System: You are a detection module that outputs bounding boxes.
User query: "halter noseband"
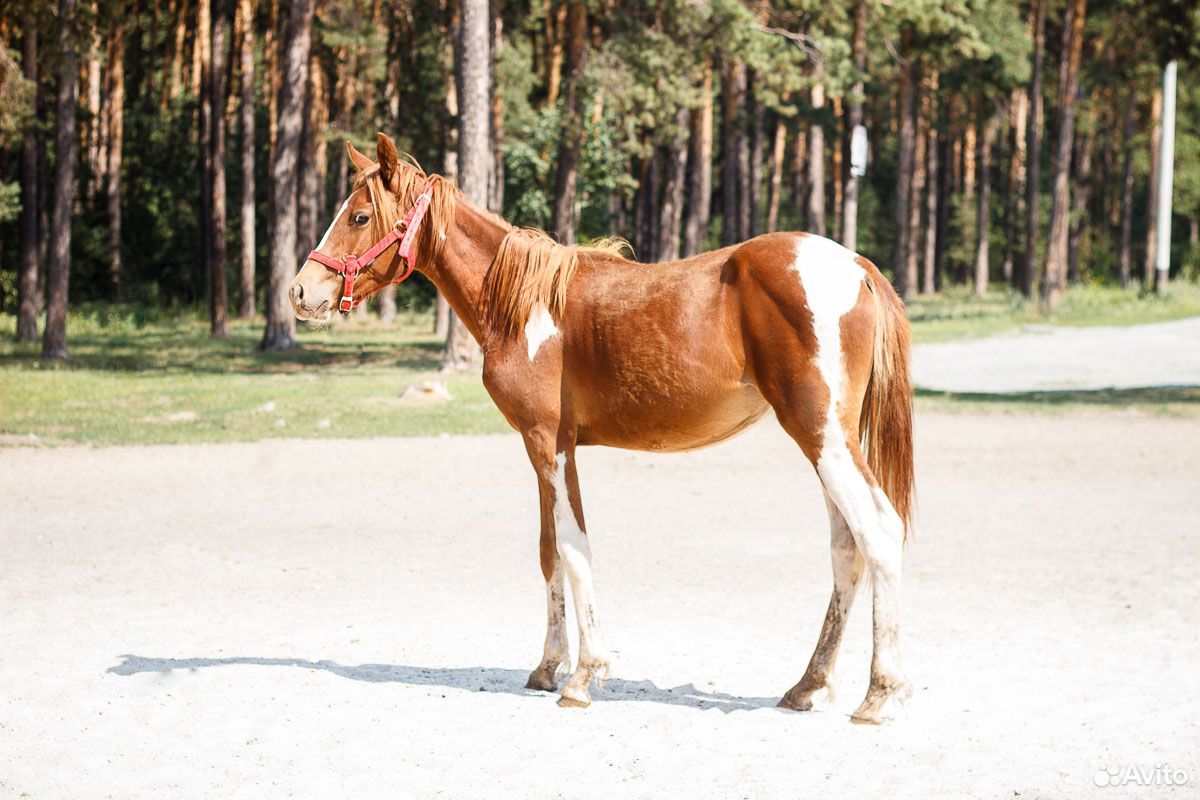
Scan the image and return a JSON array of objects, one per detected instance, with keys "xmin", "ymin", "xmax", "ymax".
[{"xmin": 306, "ymin": 181, "xmax": 434, "ymax": 313}]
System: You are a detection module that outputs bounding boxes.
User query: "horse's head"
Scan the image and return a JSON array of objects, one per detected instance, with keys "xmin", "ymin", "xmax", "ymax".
[{"xmin": 290, "ymin": 133, "xmax": 410, "ymax": 321}]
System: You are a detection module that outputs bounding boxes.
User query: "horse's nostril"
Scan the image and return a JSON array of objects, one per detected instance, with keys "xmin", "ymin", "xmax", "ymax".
[{"xmin": 292, "ymin": 284, "xmax": 304, "ymax": 303}]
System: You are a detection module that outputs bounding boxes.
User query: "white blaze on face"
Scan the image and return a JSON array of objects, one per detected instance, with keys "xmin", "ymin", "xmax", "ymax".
[
  {"xmin": 524, "ymin": 304, "xmax": 559, "ymax": 361},
  {"xmin": 315, "ymin": 197, "xmax": 351, "ymax": 252}
]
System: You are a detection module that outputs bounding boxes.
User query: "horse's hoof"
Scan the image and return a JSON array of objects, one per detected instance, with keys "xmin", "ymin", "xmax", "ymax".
[
  {"xmin": 525, "ymin": 666, "xmax": 560, "ymax": 692},
  {"xmin": 777, "ymin": 683, "xmax": 833, "ymax": 712},
  {"xmin": 850, "ymin": 680, "xmax": 911, "ymax": 725},
  {"xmin": 557, "ymin": 689, "xmax": 591, "ymax": 708}
]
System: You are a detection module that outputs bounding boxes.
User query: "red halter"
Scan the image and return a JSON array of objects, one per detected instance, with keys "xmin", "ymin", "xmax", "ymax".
[{"xmin": 306, "ymin": 182, "xmax": 434, "ymax": 313}]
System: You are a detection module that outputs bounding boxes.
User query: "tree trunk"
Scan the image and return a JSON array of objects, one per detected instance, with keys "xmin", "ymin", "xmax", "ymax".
[
  {"xmin": 1021, "ymin": 0, "xmax": 1046, "ymax": 297},
  {"xmin": 765, "ymin": 115, "xmax": 786, "ymax": 233},
  {"xmin": 1067, "ymin": 121, "xmax": 1095, "ymax": 284},
  {"xmin": 830, "ymin": 95, "xmax": 843, "ymax": 238},
  {"xmin": 934, "ymin": 96, "xmax": 953, "ymax": 291},
  {"xmin": 747, "ymin": 69, "xmax": 763, "ymax": 237},
  {"xmin": 265, "ymin": 0, "xmax": 281, "ymax": 160},
  {"xmin": 1117, "ymin": 87, "xmax": 1136, "ymax": 288},
  {"xmin": 549, "ymin": 1, "xmax": 586, "ymax": 243},
  {"xmin": 892, "ymin": 33, "xmax": 914, "ymax": 298},
  {"xmin": 209, "ymin": 0, "xmax": 230, "ymax": 336},
  {"xmin": 1143, "ymin": 86, "xmax": 1162, "ymax": 290},
  {"xmin": 197, "ymin": 0, "xmax": 215, "ymax": 309},
  {"xmin": 43, "ymin": 0, "xmax": 79, "ymax": 361},
  {"xmin": 961, "ymin": 120, "xmax": 976, "ymax": 286},
  {"xmin": 542, "ymin": 0, "xmax": 566, "ymax": 107},
  {"xmin": 633, "ymin": 144, "xmax": 659, "ymax": 261},
  {"xmin": 682, "ymin": 60, "xmax": 713, "ymax": 257},
  {"xmin": 1004, "ymin": 86, "xmax": 1028, "ymax": 285},
  {"xmin": 806, "ymin": 81, "xmax": 826, "ymax": 236},
  {"xmin": 1041, "ymin": 0, "xmax": 1086, "ymax": 310},
  {"xmin": 792, "ymin": 117, "xmax": 808, "ymax": 227},
  {"xmin": 658, "ymin": 108, "xmax": 688, "ymax": 261},
  {"xmin": 841, "ymin": 0, "xmax": 867, "ymax": 249},
  {"xmin": 922, "ymin": 107, "xmax": 939, "ymax": 295},
  {"xmin": 488, "ymin": 0, "xmax": 505, "ymax": 214},
  {"xmin": 442, "ymin": 0, "xmax": 489, "ymax": 371},
  {"xmin": 166, "ymin": 0, "xmax": 187, "ymax": 105},
  {"xmin": 720, "ymin": 55, "xmax": 745, "ymax": 246},
  {"xmin": 907, "ymin": 89, "xmax": 926, "ymax": 296},
  {"xmin": 974, "ymin": 111, "xmax": 999, "ymax": 296},
  {"xmin": 238, "ymin": 0, "xmax": 257, "ymax": 318},
  {"xmin": 16, "ymin": 23, "xmax": 40, "ymax": 342},
  {"xmin": 104, "ymin": 22, "xmax": 125, "ymax": 301},
  {"xmin": 86, "ymin": 33, "xmax": 103, "ymax": 201},
  {"xmin": 436, "ymin": 31, "xmax": 458, "ymax": 339},
  {"xmin": 736, "ymin": 100, "xmax": 751, "ymax": 242},
  {"xmin": 260, "ymin": 0, "xmax": 314, "ymax": 351},
  {"xmin": 296, "ymin": 53, "xmax": 321, "ymax": 262}
]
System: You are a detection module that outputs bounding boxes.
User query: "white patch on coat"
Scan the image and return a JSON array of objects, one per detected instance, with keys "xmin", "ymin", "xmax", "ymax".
[
  {"xmin": 524, "ymin": 305, "xmax": 559, "ymax": 361},
  {"xmin": 792, "ymin": 235, "xmax": 903, "ymax": 549},
  {"xmin": 316, "ymin": 197, "xmax": 351, "ymax": 251},
  {"xmin": 551, "ymin": 453, "xmax": 606, "ymax": 664}
]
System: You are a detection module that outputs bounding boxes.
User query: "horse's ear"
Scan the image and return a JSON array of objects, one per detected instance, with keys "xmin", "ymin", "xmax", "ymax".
[
  {"xmin": 376, "ymin": 132, "xmax": 402, "ymax": 191},
  {"xmin": 346, "ymin": 140, "xmax": 374, "ymax": 173}
]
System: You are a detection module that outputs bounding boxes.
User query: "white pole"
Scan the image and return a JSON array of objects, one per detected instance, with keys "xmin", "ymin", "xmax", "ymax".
[{"xmin": 1154, "ymin": 60, "xmax": 1177, "ymax": 292}]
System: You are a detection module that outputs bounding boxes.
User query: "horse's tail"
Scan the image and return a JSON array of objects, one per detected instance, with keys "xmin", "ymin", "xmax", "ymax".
[{"xmin": 861, "ymin": 265, "xmax": 915, "ymax": 538}]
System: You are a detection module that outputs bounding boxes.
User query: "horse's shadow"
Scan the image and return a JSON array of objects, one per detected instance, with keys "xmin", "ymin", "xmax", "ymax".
[{"xmin": 108, "ymin": 655, "xmax": 784, "ymax": 714}]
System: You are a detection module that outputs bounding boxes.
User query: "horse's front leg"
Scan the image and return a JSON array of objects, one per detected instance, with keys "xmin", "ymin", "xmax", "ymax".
[
  {"xmin": 525, "ymin": 484, "xmax": 568, "ymax": 691},
  {"xmin": 522, "ymin": 429, "xmax": 610, "ymax": 707}
]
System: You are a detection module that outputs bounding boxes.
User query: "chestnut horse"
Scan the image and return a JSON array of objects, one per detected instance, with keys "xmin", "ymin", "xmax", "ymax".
[{"xmin": 290, "ymin": 134, "xmax": 915, "ymax": 724}]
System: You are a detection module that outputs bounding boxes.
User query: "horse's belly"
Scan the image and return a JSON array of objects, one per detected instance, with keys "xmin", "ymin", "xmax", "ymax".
[{"xmin": 576, "ymin": 382, "xmax": 770, "ymax": 452}]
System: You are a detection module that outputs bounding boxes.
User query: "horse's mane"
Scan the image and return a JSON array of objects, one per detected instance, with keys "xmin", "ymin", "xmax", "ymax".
[
  {"xmin": 481, "ymin": 229, "xmax": 629, "ymax": 337},
  {"xmin": 352, "ymin": 157, "xmax": 458, "ymax": 265},
  {"xmin": 354, "ymin": 154, "xmax": 628, "ymax": 337}
]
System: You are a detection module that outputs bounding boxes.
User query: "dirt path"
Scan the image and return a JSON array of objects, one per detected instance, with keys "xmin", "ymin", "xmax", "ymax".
[
  {"xmin": 2, "ymin": 411, "xmax": 1198, "ymax": 798},
  {"xmin": 913, "ymin": 316, "xmax": 1200, "ymax": 393}
]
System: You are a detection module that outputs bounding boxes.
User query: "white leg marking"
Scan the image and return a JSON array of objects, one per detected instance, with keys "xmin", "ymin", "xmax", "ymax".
[
  {"xmin": 315, "ymin": 197, "xmax": 351, "ymax": 251},
  {"xmin": 551, "ymin": 453, "xmax": 606, "ymax": 668},
  {"xmin": 524, "ymin": 304, "xmax": 560, "ymax": 362},
  {"xmin": 541, "ymin": 562, "xmax": 568, "ymax": 666}
]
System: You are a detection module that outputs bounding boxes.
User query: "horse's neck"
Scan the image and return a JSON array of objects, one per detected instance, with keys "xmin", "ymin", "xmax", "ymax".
[{"xmin": 425, "ymin": 201, "xmax": 508, "ymax": 344}]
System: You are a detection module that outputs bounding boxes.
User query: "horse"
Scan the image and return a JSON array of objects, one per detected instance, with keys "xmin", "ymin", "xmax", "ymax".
[{"xmin": 289, "ymin": 133, "xmax": 915, "ymax": 724}]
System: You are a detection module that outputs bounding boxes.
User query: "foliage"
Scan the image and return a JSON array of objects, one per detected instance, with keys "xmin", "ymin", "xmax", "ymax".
[{"xmin": 1, "ymin": 0, "xmax": 1198, "ymax": 325}]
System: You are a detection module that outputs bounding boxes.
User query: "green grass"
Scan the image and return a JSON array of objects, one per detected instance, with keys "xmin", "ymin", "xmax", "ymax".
[
  {"xmin": 0, "ymin": 307, "xmax": 510, "ymax": 446},
  {"xmin": 915, "ymin": 386, "xmax": 1200, "ymax": 417},
  {"xmin": 906, "ymin": 283, "xmax": 1200, "ymax": 343},
  {"xmin": 2, "ymin": 284, "xmax": 1198, "ymax": 446}
]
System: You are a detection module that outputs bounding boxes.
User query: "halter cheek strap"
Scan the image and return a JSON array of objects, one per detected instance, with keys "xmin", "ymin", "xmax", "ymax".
[{"xmin": 306, "ymin": 182, "xmax": 434, "ymax": 313}]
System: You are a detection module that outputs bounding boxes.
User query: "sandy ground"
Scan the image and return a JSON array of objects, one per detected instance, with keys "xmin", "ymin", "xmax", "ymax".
[
  {"xmin": 2, "ymin": 410, "xmax": 1198, "ymax": 798},
  {"xmin": 913, "ymin": 316, "xmax": 1200, "ymax": 392}
]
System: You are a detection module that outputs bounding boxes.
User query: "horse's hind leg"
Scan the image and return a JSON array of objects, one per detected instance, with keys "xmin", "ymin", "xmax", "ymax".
[
  {"xmin": 779, "ymin": 496, "xmax": 864, "ymax": 710},
  {"xmin": 814, "ymin": 426, "xmax": 911, "ymax": 724},
  {"xmin": 769, "ymin": 382, "xmax": 910, "ymax": 724}
]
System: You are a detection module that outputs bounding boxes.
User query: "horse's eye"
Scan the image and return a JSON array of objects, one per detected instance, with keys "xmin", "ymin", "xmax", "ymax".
[{"xmin": 352, "ymin": 213, "xmax": 370, "ymax": 226}]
